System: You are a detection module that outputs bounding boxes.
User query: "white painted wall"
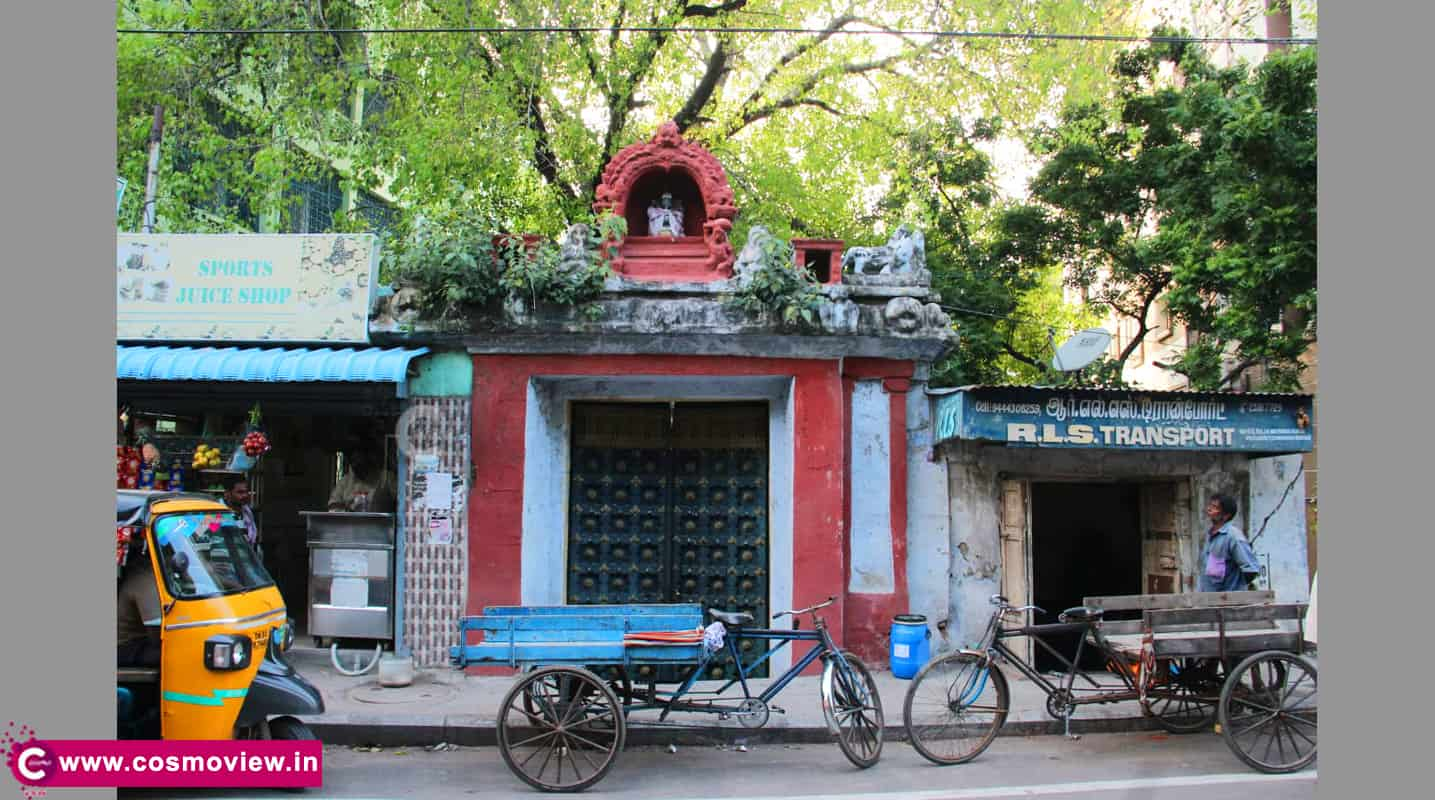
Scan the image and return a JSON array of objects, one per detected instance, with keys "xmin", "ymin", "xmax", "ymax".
[
  {"xmin": 849, "ymin": 380, "xmax": 894, "ymax": 593},
  {"xmin": 906, "ymin": 381, "xmax": 952, "ymax": 647}
]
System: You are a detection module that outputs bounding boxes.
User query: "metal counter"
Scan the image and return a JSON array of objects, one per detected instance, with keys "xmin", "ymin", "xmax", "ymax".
[{"xmin": 301, "ymin": 511, "xmax": 395, "ymax": 643}]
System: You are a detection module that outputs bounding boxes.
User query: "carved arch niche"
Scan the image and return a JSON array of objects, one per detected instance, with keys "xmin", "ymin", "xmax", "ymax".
[{"xmin": 593, "ymin": 122, "xmax": 738, "ymax": 281}]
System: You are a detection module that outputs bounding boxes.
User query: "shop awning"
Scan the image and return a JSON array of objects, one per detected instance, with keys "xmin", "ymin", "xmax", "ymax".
[
  {"xmin": 932, "ymin": 384, "xmax": 1313, "ymax": 455},
  {"xmin": 116, "ymin": 346, "xmax": 430, "ymax": 398}
]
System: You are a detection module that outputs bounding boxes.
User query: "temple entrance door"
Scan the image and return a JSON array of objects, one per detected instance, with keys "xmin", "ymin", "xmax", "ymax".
[{"xmin": 567, "ymin": 401, "xmax": 770, "ymax": 680}]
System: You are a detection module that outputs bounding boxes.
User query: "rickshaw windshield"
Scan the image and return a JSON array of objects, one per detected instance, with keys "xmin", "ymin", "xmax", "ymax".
[{"xmin": 152, "ymin": 511, "xmax": 273, "ymax": 599}]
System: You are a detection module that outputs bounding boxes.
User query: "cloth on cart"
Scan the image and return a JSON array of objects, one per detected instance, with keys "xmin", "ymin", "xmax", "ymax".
[
  {"xmin": 701, "ymin": 621, "xmax": 726, "ymax": 653},
  {"xmin": 622, "ymin": 627, "xmax": 705, "ymax": 646}
]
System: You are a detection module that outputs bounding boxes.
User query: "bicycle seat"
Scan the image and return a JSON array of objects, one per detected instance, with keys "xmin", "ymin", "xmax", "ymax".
[
  {"xmin": 708, "ymin": 609, "xmax": 755, "ymax": 627},
  {"xmin": 1058, "ymin": 606, "xmax": 1104, "ymax": 623}
]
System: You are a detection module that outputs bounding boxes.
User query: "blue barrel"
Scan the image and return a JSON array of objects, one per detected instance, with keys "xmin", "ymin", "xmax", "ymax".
[{"xmin": 890, "ymin": 614, "xmax": 931, "ymax": 679}]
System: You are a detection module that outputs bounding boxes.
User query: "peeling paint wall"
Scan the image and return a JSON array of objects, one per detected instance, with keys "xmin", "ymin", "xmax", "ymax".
[
  {"xmin": 906, "ymin": 377, "xmax": 951, "ymax": 647},
  {"xmin": 1247, "ymin": 454, "xmax": 1311, "ymax": 602},
  {"xmin": 938, "ymin": 440, "xmax": 1310, "ymax": 652}
]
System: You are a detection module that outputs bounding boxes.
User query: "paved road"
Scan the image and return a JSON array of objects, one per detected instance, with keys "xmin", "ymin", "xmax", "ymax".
[{"xmin": 119, "ymin": 731, "xmax": 1314, "ymax": 800}]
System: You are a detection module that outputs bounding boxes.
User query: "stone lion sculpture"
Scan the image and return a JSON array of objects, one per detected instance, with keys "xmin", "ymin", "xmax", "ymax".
[
  {"xmin": 841, "ymin": 224, "xmax": 926, "ymax": 275},
  {"xmin": 733, "ymin": 225, "xmax": 780, "ymax": 288}
]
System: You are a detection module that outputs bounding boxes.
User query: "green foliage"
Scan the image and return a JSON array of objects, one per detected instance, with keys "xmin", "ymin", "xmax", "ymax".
[
  {"xmin": 384, "ymin": 212, "xmax": 623, "ymax": 326},
  {"xmin": 119, "ymin": 0, "xmax": 1144, "ymax": 240},
  {"xmin": 384, "ymin": 216, "xmax": 504, "ymax": 326},
  {"xmin": 726, "ymin": 233, "xmax": 825, "ymax": 330},
  {"xmin": 500, "ymin": 215, "xmax": 626, "ymax": 320},
  {"xmin": 955, "ymin": 33, "xmax": 1316, "ymax": 391}
]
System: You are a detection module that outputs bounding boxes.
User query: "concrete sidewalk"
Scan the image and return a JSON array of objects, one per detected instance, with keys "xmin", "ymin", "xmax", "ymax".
[{"xmin": 288, "ymin": 647, "xmax": 1163, "ymax": 747}]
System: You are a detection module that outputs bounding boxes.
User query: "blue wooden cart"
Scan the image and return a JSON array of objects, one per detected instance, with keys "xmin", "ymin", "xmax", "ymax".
[{"xmin": 451, "ymin": 599, "xmax": 884, "ymax": 792}]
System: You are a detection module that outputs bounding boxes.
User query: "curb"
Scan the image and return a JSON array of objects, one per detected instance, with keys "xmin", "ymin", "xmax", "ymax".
[{"xmin": 305, "ymin": 714, "xmax": 1162, "ymax": 749}]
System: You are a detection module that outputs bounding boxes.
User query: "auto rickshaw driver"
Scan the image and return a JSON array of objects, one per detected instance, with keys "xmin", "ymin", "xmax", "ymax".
[{"xmin": 117, "ymin": 538, "xmax": 162, "ymax": 667}]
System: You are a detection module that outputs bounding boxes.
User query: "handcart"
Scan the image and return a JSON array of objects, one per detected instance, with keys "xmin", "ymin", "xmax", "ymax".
[{"xmin": 451, "ymin": 598, "xmax": 883, "ymax": 792}]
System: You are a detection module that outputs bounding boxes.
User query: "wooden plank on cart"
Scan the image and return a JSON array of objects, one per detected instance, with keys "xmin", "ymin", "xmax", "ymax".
[
  {"xmin": 450, "ymin": 603, "xmax": 707, "ymax": 668},
  {"xmin": 1084, "ymin": 591, "xmax": 1274, "ymax": 612},
  {"xmin": 1084, "ymin": 591, "xmax": 1276, "ymax": 635}
]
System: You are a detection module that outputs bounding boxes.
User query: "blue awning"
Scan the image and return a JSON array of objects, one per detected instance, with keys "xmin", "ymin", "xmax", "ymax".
[{"xmin": 116, "ymin": 346, "xmax": 430, "ymax": 397}]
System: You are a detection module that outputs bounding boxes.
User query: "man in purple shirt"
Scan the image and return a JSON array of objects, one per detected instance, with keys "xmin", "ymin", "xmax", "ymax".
[{"xmin": 1198, "ymin": 493, "xmax": 1262, "ymax": 592}]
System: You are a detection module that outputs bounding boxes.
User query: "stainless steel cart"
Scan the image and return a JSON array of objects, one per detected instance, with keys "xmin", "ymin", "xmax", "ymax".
[{"xmin": 301, "ymin": 511, "xmax": 395, "ymax": 674}]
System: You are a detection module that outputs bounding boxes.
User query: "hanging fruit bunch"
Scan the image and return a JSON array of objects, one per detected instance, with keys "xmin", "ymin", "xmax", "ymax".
[
  {"xmin": 193, "ymin": 443, "xmax": 224, "ymax": 470},
  {"xmin": 116, "ymin": 445, "xmax": 141, "ymax": 489},
  {"xmin": 243, "ymin": 403, "xmax": 270, "ymax": 458}
]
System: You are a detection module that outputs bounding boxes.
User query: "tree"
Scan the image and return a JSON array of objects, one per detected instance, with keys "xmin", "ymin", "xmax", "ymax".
[
  {"xmin": 118, "ymin": 0, "xmax": 1143, "ymax": 239},
  {"xmin": 960, "ymin": 34, "xmax": 1315, "ymax": 390}
]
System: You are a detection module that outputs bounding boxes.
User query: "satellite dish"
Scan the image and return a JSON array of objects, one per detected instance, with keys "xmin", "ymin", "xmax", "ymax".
[{"xmin": 1051, "ymin": 328, "xmax": 1112, "ymax": 371}]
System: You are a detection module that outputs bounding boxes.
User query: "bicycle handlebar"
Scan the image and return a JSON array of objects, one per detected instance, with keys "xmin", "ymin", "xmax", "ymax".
[
  {"xmin": 987, "ymin": 595, "xmax": 1045, "ymax": 615},
  {"xmin": 773, "ymin": 596, "xmax": 836, "ymax": 619}
]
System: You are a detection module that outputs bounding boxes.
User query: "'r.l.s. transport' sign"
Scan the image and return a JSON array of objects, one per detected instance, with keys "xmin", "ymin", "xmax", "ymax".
[
  {"xmin": 116, "ymin": 233, "xmax": 379, "ymax": 344},
  {"xmin": 935, "ymin": 386, "xmax": 1313, "ymax": 454}
]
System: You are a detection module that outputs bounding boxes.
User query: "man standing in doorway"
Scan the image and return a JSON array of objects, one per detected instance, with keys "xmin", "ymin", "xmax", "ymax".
[
  {"xmin": 224, "ymin": 476, "xmax": 261, "ymax": 559},
  {"xmin": 1198, "ymin": 493, "xmax": 1261, "ymax": 592}
]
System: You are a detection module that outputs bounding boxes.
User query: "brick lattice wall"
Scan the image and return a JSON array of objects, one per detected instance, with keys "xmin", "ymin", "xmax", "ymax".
[{"xmin": 399, "ymin": 397, "xmax": 470, "ymax": 667}]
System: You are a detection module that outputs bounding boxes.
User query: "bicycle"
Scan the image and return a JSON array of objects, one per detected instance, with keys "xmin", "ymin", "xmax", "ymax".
[
  {"xmin": 901, "ymin": 593, "xmax": 1315, "ymax": 773},
  {"xmin": 901, "ymin": 593, "xmax": 1147, "ymax": 765}
]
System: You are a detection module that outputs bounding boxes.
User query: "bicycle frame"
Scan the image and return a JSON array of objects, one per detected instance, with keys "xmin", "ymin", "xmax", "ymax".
[
  {"xmin": 969, "ymin": 609, "xmax": 1143, "ymax": 711},
  {"xmin": 647, "ymin": 617, "xmax": 853, "ymax": 721}
]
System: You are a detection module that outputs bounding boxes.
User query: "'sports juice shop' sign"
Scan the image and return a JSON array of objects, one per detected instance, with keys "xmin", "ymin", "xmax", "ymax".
[
  {"xmin": 117, "ymin": 233, "xmax": 379, "ymax": 343},
  {"xmin": 935, "ymin": 387, "xmax": 1313, "ymax": 453}
]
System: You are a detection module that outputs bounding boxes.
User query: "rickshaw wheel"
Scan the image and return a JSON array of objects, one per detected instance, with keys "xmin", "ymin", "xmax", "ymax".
[
  {"xmin": 1218, "ymin": 651, "xmax": 1316, "ymax": 773},
  {"xmin": 267, "ymin": 716, "xmax": 317, "ymax": 741},
  {"xmin": 498, "ymin": 666, "xmax": 626, "ymax": 793},
  {"xmin": 1143, "ymin": 658, "xmax": 1221, "ymax": 734}
]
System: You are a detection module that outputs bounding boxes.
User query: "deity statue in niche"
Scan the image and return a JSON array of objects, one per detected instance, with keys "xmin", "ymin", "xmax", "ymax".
[{"xmin": 646, "ymin": 192, "xmax": 685, "ymax": 237}]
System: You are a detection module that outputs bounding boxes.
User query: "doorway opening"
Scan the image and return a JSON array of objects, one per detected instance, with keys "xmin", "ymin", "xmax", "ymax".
[
  {"xmin": 1030, "ymin": 482, "xmax": 1142, "ymax": 672},
  {"xmin": 567, "ymin": 401, "xmax": 770, "ymax": 680}
]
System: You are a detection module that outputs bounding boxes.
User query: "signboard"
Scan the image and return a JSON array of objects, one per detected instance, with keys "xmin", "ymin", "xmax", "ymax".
[
  {"xmin": 116, "ymin": 233, "xmax": 379, "ymax": 343},
  {"xmin": 935, "ymin": 387, "xmax": 1314, "ymax": 453},
  {"xmin": 116, "ymin": 177, "xmax": 127, "ymax": 215}
]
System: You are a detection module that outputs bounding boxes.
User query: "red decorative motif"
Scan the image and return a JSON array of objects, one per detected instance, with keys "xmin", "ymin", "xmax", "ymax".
[{"xmin": 593, "ymin": 121, "xmax": 738, "ymax": 281}]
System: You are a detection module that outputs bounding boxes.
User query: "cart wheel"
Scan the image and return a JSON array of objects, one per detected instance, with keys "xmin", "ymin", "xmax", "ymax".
[
  {"xmin": 1218, "ymin": 651, "xmax": 1317, "ymax": 773},
  {"xmin": 821, "ymin": 651, "xmax": 883, "ymax": 769},
  {"xmin": 498, "ymin": 666, "xmax": 626, "ymax": 793},
  {"xmin": 330, "ymin": 642, "xmax": 383, "ymax": 677},
  {"xmin": 1143, "ymin": 657, "xmax": 1221, "ymax": 734}
]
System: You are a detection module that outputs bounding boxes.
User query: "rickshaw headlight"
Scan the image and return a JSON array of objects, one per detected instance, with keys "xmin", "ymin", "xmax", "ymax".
[
  {"xmin": 204, "ymin": 635, "xmax": 252, "ymax": 671},
  {"xmin": 276, "ymin": 620, "xmax": 294, "ymax": 653}
]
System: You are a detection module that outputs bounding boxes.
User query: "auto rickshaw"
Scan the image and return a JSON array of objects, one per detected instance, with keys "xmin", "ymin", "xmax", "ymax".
[{"xmin": 116, "ymin": 490, "xmax": 325, "ymax": 740}]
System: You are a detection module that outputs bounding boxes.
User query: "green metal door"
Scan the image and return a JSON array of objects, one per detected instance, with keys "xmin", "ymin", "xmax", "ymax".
[{"xmin": 568, "ymin": 402, "xmax": 769, "ymax": 680}]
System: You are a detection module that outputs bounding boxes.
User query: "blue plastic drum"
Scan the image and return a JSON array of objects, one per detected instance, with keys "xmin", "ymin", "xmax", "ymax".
[{"xmin": 890, "ymin": 614, "xmax": 931, "ymax": 679}]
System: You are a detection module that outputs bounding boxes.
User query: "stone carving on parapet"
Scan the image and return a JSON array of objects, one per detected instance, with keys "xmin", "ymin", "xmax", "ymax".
[
  {"xmin": 882, "ymin": 296, "xmax": 955, "ymax": 339},
  {"xmin": 557, "ymin": 222, "xmax": 591, "ymax": 272},
  {"xmin": 842, "ymin": 224, "xmax": 927, "ymax": 276},
  {"xmin": 732, "ymin": 225, "xmax": 778, "ymax": 289},
  {"xmin": 370, "ymin": 284, "xmax": 423, "ymax": 331}
]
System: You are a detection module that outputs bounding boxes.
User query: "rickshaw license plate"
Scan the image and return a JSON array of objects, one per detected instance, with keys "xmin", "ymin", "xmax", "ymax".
[{"xmin": 250, "ymin": 629, "xmax": 269, "ymax": 649}]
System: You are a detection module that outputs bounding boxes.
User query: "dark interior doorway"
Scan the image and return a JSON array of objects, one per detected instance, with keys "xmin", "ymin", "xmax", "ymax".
[{"xmin": 1030, "ymin": 482, "xmax": 1142, "ymax": 672}]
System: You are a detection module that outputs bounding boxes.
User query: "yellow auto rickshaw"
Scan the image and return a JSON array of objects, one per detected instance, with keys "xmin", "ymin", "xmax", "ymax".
[{"xmin": 116, "ymin": 490, "xmax": 324, "ymax": 740}]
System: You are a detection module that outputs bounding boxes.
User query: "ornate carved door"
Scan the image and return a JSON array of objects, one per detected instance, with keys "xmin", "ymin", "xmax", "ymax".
[{"xmin": 568, "ymin": 402, "xmax": 769, "ymax": 680}]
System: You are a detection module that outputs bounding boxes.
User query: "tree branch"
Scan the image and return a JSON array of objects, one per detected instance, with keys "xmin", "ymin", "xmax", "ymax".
[
  {"xmin": 674, "ymin": 40, "xmax": 730, "ymax": 132},
  {"xmin": 1002, "ymin": 341, "xmax": 1043, "ymax": 369},
  {"xmin": 683, "ymin": 1, "xmax": 748, "ymax": 17}
]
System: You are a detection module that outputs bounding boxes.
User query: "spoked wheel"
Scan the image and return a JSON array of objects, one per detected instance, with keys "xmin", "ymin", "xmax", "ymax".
[
  {"xmin": 1219, "ymin": 651, "xmax": 1317, "ymax": 773},
  {"xmin": 1143, "ymin": 657, "xmax": 1222, "ymax": 734},
  {"xmin": 820, "ymin": 651, "xmax": 884, "ymax": 769},
  {"xmin": 903, "ymin": 652, "xmax": 1009, "ymax": 766},
  {"xmin": 497, "ymin": 666, "xmax": 626, "ymax": 792}
]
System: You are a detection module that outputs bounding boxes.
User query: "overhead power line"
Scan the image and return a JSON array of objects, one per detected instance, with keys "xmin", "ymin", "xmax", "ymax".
[{"xmin": 115, "ymin": 25, "xmax": 1316, "ymax": 46}]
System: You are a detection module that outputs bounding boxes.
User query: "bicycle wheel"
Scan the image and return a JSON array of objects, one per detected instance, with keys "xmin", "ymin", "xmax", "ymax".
[
  {"xmin": 820, "ymin": 651, "xmax": 884, "ymax": 769},
  {"xmin": 903, "ymin": 652, "xmax": 1009, "ymax": 766},
  {"xmin": 1219, "ymin": 651, "xmax": 1316, "ymax": 773},
  {"xmin": 1143, "ymin": 657, "xmax": 1221, "ymax": 734},
  {"xmin": 497, "ymin": 666, "xmax": 626, "ymax": 792}
]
